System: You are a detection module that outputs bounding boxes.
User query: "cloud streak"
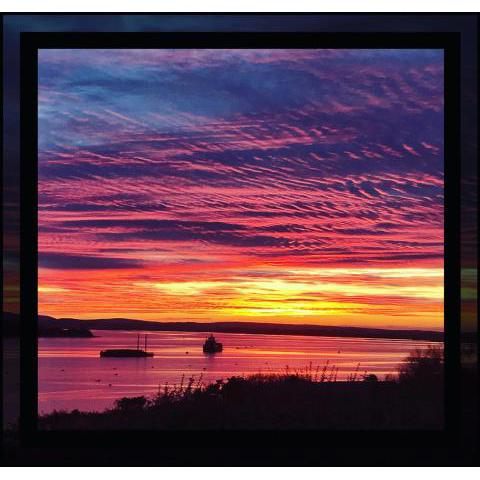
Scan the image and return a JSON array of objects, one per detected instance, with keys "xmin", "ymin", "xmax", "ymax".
[{"xmin": 38, "ymin": 48, "xmax": 444, "ymax": 329}]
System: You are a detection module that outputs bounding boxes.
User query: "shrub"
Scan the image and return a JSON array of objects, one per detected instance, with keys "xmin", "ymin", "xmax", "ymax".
[
  {"xmin": 397, "ymin": 345, "xmax": 443, "ymax": 386},
  {"xmin": 114, "ymin": 396, "xmax": 148, "ymax": 411}
]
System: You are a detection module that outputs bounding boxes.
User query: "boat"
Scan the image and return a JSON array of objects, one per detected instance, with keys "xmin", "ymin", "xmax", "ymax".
[
  {"xmin": 100, "ymin": 334, "xmax": 154, "ymax": 357},
  {"xmin": 203, "ymin": 334, "xmax": 223, "ymax": 353}
]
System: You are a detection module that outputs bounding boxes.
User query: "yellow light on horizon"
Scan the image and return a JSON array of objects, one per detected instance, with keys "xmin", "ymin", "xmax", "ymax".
[
  {"xmin": 39, "ymin": 265, "xmax": 444, "ymax": 328},
  {"xmin": 38, "ymin": 286, "xmax": 69, "ymax": 293}
]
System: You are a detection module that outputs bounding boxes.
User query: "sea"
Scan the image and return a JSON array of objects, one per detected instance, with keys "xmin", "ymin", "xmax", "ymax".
[{"xmin": 38, "ymin": 329, "xmax": 439, "ymax": 414}]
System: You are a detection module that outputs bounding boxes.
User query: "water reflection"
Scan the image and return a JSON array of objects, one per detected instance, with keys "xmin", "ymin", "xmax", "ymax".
[{"xmin": 38, "ymin": 329, "xmax": 439, "ymax": 413}]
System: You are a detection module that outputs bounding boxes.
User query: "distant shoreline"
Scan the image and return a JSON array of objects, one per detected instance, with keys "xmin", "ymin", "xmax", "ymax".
[
  {"xmin": 80, "ymin": 323, "xmax": 444, "ymax": 342},
  {"xmin": 4, "ymin": 312, "xmax": 444, "ymax": 341},
  {"xmin": 38, "ymin": 314, "xmax": 443, "ymax": 342}
]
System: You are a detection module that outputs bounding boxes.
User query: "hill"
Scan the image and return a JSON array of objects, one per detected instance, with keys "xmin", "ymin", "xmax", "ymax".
[
  {"xmin": 3, "ymin": 312, "xmax": 444, "ymax": 341},
  {"xmin": 3, "ymin": 312, "xmax": 94, "ymax": 338}
]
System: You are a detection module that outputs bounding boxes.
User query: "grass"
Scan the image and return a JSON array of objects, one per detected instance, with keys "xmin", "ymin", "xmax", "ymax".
[{"xmin": 38, "ymin": 346, "xmax": 445, "ymax": 430}]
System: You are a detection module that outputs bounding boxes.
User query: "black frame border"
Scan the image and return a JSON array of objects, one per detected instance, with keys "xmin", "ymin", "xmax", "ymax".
[{"xmin": 19, "ymin": 31, "xmax": 461, "ymax": 462}]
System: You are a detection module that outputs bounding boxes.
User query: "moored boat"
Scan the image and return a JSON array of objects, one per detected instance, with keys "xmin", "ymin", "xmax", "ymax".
[
  {"xmin": 99, "ymin": 348, "xmax": 153, "ymax": 358},
  {"xmin": 203, "ymin": 334, "xmax": 223, "ymax": 353},
  {"xmin": 100, "ymin": 334, "xmax": 154, "ymax": 357}
]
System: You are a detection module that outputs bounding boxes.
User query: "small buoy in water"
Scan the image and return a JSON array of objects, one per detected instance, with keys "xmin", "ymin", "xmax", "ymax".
[
  {"xmin": 186, "ymin": 351, "xmax": 189, "ymax": 354},
  {"xmin": 114, "ymin": 373, "xmax": 118, "ymax": 376},
  {"xmin": 108, "ymin": 384, "xmax": 112, "ymax": 387},
  {"xmin": 338, "ymin": 350, "xmax": 341, "ymax": 354}
]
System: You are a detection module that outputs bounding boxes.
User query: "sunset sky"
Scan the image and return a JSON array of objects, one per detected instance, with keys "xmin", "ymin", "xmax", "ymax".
[{"xmin": 38, "ymin": 49, "xmax": 444, "ymax": 330}]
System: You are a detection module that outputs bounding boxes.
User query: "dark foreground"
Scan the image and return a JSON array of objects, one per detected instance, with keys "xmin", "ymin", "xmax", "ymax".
[{"xmin": 39, "ymin": 347, "xmax": 444, "ymax": 430}]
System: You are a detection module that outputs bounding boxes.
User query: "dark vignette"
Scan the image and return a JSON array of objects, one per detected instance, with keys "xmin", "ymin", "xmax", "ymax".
[{"xmin": 2, "ymin": 14, "xmax": 478, "ymax": 466}]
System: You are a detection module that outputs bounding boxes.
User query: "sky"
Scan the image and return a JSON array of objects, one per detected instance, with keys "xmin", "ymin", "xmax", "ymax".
[{"xmin": 38, "ymin": 49, "xmax": 444, "ymax": 330}]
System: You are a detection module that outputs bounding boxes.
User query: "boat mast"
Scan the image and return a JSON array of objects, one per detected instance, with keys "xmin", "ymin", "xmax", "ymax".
[
  {"xmin": 144, "ymin": 334, "xmax": 147, "ymax": 352},
  {"xmin": 137, "ymin": 333, "xmax": 140, "ymax": 351}
]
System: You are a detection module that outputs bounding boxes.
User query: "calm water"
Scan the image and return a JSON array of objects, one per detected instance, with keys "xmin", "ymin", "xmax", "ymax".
[{"xmin": 38, "ymin": 330, "xmax": 438, "ymax": 414}]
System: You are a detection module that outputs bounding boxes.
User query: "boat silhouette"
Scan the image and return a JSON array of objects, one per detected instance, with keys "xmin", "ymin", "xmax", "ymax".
[
  {"xmin": 100, "ymin": 334, "xmax": 154, "ymax": 357},
  {"xmin": 203, "ymin": 334, "xmax": 223, "ymax": 354}
]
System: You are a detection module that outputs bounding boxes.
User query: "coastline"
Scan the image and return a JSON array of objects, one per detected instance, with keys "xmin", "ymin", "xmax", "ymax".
[{"xmin": 37, "ymin": 314, "xmax": 444, "ymax": 342}]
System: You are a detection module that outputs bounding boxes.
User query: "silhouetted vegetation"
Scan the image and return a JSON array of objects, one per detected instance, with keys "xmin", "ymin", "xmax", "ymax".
[
  {"xmin": 38, "ymin": 347, "xmax": 444, "ymax": 430},
  {"xmin": 398, "ymin": 345, "xmax": 443, "ymax": 385}
]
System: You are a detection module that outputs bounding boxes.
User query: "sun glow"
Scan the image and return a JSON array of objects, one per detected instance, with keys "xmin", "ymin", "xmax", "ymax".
[
  {"xmin": 37, "ymin": 48, "xmax": 444, "ymax": 332},
  {"xmin": 39, "ymin": 265, "xmax": 443, "ymax": 329}
]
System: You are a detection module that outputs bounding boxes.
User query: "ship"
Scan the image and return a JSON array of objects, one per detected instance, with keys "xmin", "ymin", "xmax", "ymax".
[
  {"xmin": 203, "ymin": 334, "xmax": 223, "ymax": 354},
  {"xmin": 100, "ymin": 334, "xmax": 154, "ymax": 357}
]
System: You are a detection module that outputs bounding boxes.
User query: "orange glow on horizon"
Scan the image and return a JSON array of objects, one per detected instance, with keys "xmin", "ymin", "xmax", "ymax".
[
  {"xmin": 37, "ymin": 49, "xmax": 445, "ymax": 333},
  {"xmin": 39, "ymin": 265, "xmax": 444, "ymax": 330}
]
